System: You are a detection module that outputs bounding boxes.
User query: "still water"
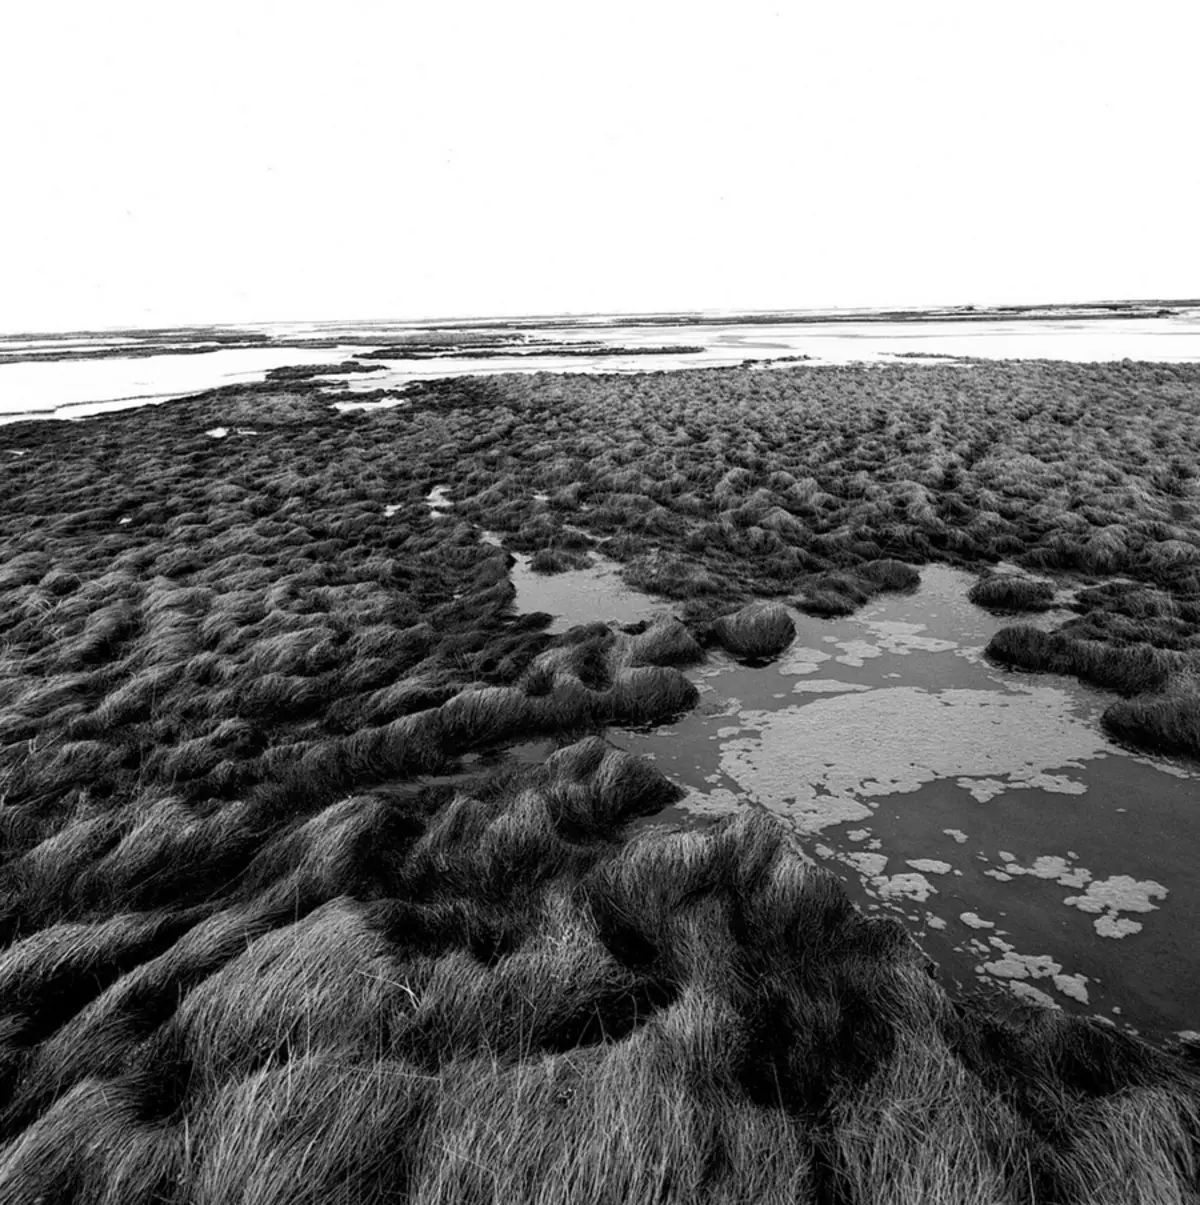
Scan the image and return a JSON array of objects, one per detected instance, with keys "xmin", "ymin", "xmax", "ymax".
[
  {"xmin": 4, "ymin": 309, "xmax": 1200, "ymax": 418},
  {"xmin": 506, "ymin": 556, "xmax": 1200, "ymax": 1043}
]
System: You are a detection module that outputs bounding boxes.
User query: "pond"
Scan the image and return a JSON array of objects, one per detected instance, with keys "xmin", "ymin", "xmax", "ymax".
[{"xmin": 500, "ymin": 559, "xmax": 1200, "ymax": 1043}]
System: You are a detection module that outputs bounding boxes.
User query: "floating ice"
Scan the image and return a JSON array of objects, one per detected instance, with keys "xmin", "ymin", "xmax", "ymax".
[
  {"xmin": 716, "ymin": 685, "xmax": 1108, "ymax": 833},
  {"xmin": 843, "ymin": 851, "xmax": 889, "ymax": 877},
  {"xmin": 960, "ymin": 912, "xmax": 995, "ymax": 930},
  {"xmin": 1064, "ymin": 875, "xmax": 1168, "ymax": 939},
  {"xmin": 858, "ymin": 620, "xmax": 958, "ymax": 656},
  {"xmin": 790, "ymin": 680, "xmax": 872, "ymax": 694},
  {"xmin": 874, "ymin": 872, "xmax": 936, "ymax": 903},
  {"xmin": 1000, "ymin": 855, "xmax": 1092, "ymax": 889},
  {"xmin": 907, "ymin": 859, "xmax": 952, "ymax": 875},
  {"xmin": 776, "ymin": 646, "xmax": 832, "ymax": 675}
]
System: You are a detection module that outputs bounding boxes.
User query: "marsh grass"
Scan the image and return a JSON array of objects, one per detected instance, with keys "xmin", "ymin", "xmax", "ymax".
[
  {"xmin": 710, "ymin": 600, "xmax": 796, "ymax": 661},
  {"xmin": 986, "ymin": 626, "xmax": 1180, "ymax": 696},
  {"xmin": 1102, "ymin": 673, "xmax": 1200, "ymax": 759},
  {"xmin": 1, "ymin": 360, "xmax": 1199, "ymax": 1200},
  {"xmin": 969, "ymin": 572, "xmax": 1057, "ymax": 614}
]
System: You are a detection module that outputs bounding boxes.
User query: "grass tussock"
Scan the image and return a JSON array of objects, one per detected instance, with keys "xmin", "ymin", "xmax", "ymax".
[
  {"xmin": 969, "ymin": 572, "xmax": 1057, "ymax": 613},
  {"xmin": 1102, "ymin": 674, "xmax": 1200, "ymax": 759},
  {"xmin": 795, "ymin": 560, "xmax": 923, "ymax": 618},
  {"xmin": 529, "ymin": 547, "xmax": 592, "ymax": 574},
  {"xmin": 985, "ymin": 625, "xmax": 1180, "ymax": 696},
  {"xmin": 0, "ymin": 737, "xmax": 1196, "ymax": 1201},
  {"xmin": 710, "ymin": 601, "xmax": 796, "ymax": 661}
]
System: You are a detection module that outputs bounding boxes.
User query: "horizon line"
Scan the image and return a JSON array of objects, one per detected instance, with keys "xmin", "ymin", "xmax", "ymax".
[{"xmin": 2, "ymin": 296, "xmax": 1197, "ymax": 342}]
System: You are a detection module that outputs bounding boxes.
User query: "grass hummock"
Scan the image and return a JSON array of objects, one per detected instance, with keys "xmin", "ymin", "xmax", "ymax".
[
  {"xmin": 968, "ymin": 572, "xmax": 1057, "ymax": 613},
  {"xmin": 1102, "ymin": 673, "xmax": 1200, "ymax": 759},
  {"xmin": 710, "ymin": 600, "xmax": 796, "ymax": 661}
]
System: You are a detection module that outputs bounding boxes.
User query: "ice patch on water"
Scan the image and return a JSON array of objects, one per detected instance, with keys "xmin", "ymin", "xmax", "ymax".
[
  {"xmin": 960, "ymin": 912, "xmax": 995, "ymax": 930},
  {"xmin": 791, "ymin": 680, "xmax": 872, "ymax": 694},
  {"xmin": 677, "ymin": 786, "xmax": 743, "ymax": 818},
  {"xmin": 842, "ymin": 851, "xmax": 889, "ymax": 877},
  {"xmin": 776, "ymin": 646, "xmax": 832, "ymax": 675},
  {"xmin": 874, "ymin": 872, "xmax": 936, "ymax": 903},
  {"xmin": 859, "ymin": 620, "xmax": 958, "ymax": 656},
  {"xmin": 833, "ymin": 640, "xmax": 883, "ymax": 667},
  {"xmin": 907, "ymin": 859, "xmax": 952, "ymax": 874},
  {"xmin": 1001, "ymin": 854, "xmax": 1092, "ymax": 889},
  {"xmin": 1008, "ymin": 982, "xmax": 1061, "ymax": 1009},
  {"xmin": 1054, "ymin": 974, "xmax": 1091, "ymax": 1004},
  {"xmin": 716, "ymin": 685, "xmax": 1108, "ymax": 833},
  {"xmin": 1064, "ymin": 875, "xmax": 1168, "ymax": 938},
  {"xmin": 957, "ymin": 772, "xmax": 1089, "ymax": 802},
  {"xmin": 204, "ymin": 427, "xmax": 228, "ymax": 438},
  {"xmin": 944, "ymin": 828, "xmax": 969, "ymax": 844}
]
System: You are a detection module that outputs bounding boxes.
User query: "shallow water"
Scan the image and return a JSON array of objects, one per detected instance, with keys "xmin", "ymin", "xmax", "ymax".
[
  {"xmin": 496, "ymin": 539, "xmax": 670, "ymax": 634},
  {"xmin": 504, "ymin": 561, "xmax": 1200, "ymax": 1040},
  {"xmin": 5, "ymin": 310, "xmax": 1200, "ymax": 418},
  {"xmin": 328, "ymin": 310, "xmax": 1200, "ymax": 395},
  {"xmin": 0, "ymin": 345, "xmax": 366, "ymax": 422}
]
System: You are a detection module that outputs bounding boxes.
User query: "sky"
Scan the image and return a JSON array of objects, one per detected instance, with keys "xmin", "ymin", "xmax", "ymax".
[{"xmin": 2, "ymin": 1, "xmax": 1196, "ymax": 333}]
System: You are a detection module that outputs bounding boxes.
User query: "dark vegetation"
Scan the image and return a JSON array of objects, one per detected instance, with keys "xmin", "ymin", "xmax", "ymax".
[
  {"xmin": 1, "ymin": 359, "xmax": 1199, "ymax": 1200},
  {"xmin": 968, "ymin": 572, "xmax": 1056, "ymax": 613}
]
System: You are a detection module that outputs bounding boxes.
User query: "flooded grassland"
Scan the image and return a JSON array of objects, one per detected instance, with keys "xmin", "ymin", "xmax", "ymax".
[{"xmin": 1, "ymin": 359, "xmax": 1199, "ymax": 1202}]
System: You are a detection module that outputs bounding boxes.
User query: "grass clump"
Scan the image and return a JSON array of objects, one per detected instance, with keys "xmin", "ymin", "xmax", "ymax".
[
  {"xmin": 710, "ymin": 601, "xmax": 795, "ymax": 661},
  {"xmin": 603, "ymin": 666, "xmax": 700, "ymax": 728},
  {"xmin": 985, "ymin": 626, "xmax": 1177, "ymax": 695},
  {"xmin": 1102, "ymin": 674, "xmax": 1200, "ymax": 758},
  {"xmin": 621, "ymin": 553, "xmax": 726, "ymax": 600},
  {"xmin": 969, "ymin": 572, "xmax": 1057, "ymax": 613},
  {"xmin": 858, "ymin": 557, "xmax": 922, "ymax": 593},
  {"xmin": 615, "ymin": 615, "xmax": 705, "ymax": 669},
  {"xmin": 794, "ymin": 561, "xmax": 921, "ymax": 619},
  {"xmin": 529, "ymin": 548, "xmax": 592, "ymax": 574}
]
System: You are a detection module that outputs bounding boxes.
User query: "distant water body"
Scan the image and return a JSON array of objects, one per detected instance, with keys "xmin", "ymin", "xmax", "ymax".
[{"xmin": 3, "ymin": 306, "xmax": 1200, "ymax": 422}]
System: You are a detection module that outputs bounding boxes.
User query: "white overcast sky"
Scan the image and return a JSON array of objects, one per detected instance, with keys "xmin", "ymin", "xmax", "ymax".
[{"xmin": 2, "ymin": 1, "xmax": 1196, "ymax": 333}]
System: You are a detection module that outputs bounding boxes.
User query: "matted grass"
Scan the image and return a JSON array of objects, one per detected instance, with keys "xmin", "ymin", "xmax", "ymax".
[{"xmin": 1, "ymin": 359, "xmax": 1199, "ymax": 1200}]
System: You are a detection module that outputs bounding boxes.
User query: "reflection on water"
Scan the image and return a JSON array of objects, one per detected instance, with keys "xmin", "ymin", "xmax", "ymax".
[{"xmin": 502, "ymin": 559, "xmax": 1198, "ymax": 1040}]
